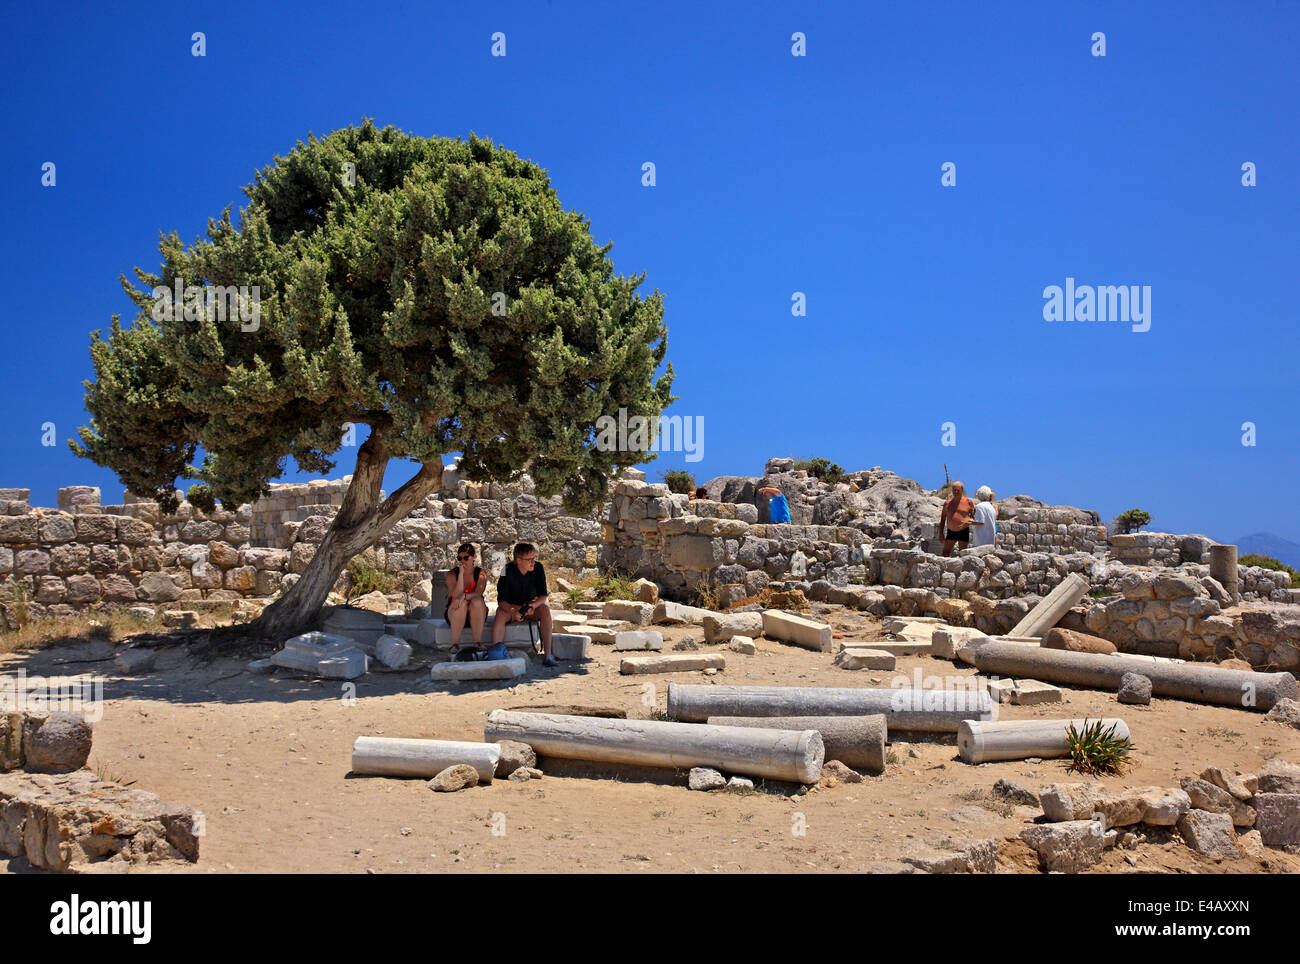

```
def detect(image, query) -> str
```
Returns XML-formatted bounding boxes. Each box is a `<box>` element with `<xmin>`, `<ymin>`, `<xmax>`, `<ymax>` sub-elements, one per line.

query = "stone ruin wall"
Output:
<box><xmin>2</xmin><ymin>471</ymin><xmax>1298</xmax><ymax>673</ymax></box>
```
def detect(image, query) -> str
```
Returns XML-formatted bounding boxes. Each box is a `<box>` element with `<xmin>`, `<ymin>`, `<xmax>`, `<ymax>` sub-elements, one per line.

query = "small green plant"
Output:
<box><xmin>592</xmin><ymin>571</ymin><xmax>636</xmax><ymax>601</ymax></box>
<box><xmin>661</xmin><ymin>469</ymin><xmax>696</xmax><ymax>495</ymax></box>
<box><xmin>1065</xmin><ymin>719</ymin><xmax>1134</xmax><ymax>775</ymax></box>
<box><xmin>0</xmin><ymin>577</ymin><xmax>31</xmax><ymax>628</ymax></box>
<box><xmin>564</xmin><ymin>586</ymin><xmax>585</xmax><ymax>609</ymax></box>
<box><xmin>1112</xmin><ymin>508</ymin><xmax>1152</xmax><ymax>534</ymax></box>
<box><xmin>885</xmin><ymin>749</ymin><xmax>899</xmax><ymax>766</ymax></box>
<box><xmin>1240</xmin><ymin>554</ymin><xmax>1300</xmax><ymax>588</ymax></box>
<box><xmin>791</xmin><ymin>457</ymin><xmax>845</xmax><ymax>486</ymax></box>
<box><xmin>690</xmin><ymin>580</ymin><xmax>719</xmax><ymax>610</ymax></box>
<box><xmin>346</xmin><ymin>556</ymin><xmax>394</xmax><ymax>598</ymax></box>
<box><xmin>185</xmin><ymin>483</ymin><xmax>216</xmax><ymax>513</ymax></box>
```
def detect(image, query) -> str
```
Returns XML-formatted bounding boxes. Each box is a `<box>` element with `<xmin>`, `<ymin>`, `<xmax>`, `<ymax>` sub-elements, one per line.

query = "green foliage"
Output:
<box><xmin>0</xmin><ymin>578</ymin><xmax>31</xmax><ymax>628</ymax></box>
<box><xmin>661</xmin><ymin>469</ymin><xmax>696</xmax><ymax>495</ymax></box>
<box><xmin>792</xmin><ymin>457</ymin><xmax>844</xmax><ymax>486</ymax></box>
<box><xmin>1065</xmin><ymin>719</ymin><xmax>1134</xmax><ymax>775</ymax></box>
<box><xmin>1240</xmin><ymin>554</ymin><xmax>1300</xmax><ymax>588</ymax></box>
<box><xmin>592</xmin><ymin>571</ymin><xmax>636</xmax><ymax>601</ymax></box>
<box><xmin>71</xmin><ymin>120</ymin><xmax>674</xmax><ymax>515</ymax></box>
<box><xmin>1113</xmin><ymin>508</ymin><xmax>1152</xmax><ymax>534</ymax></box>
<box><xmin>564</xmin><ymin>586</ymin><xmax>585</xmax><ymax>609</ymax></box>
<box><xmin>346</xmin><ymin>556</ymin><xmax>394</xmax><ymax>598</ymax></box>
<box><xmin>186</xmin><ymin>483</ymin><xmax>216</xmax><ymax>513</ymax></box>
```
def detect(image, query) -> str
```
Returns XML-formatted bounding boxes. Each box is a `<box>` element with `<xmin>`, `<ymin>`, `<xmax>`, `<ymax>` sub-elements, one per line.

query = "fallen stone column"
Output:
<box><xmin>706</xmin><ymin>714</ymin><xmax>886</xmax><ymax>773</ymax></box>
<box><xmin>351</xmin><ymin>737</ymin><xmax>500</xmax><ymax>783</ymax></box>
<box><xmin>972</xmin><ymin>642</ymin><xmax>1298</xmax><ymax>711</ymax></box>
<box><xmin>1209</xmin><ymin>544</ymin><xmax>1240</xmax><ymax>603</ymax></box>
<box><xmin>1007</xmin><ymin>572</ymin><xmax>1089</xmax><ymax>639</ymax></box>
<box><xmin>667</xmin><ymin>683</ymin><xmax>992</xmax><ymax>732</ymax></box>
<box><xmin>483</xmin><ymin>710</ymin><xmax>824</xmax><ymax>784</ymax></box>
<box><xmin>430</xmin><ymin>657</ymin><xmax>528</xmax><ymax>681</ymax></box>
<box><xmin>958</xmin><ymin>718</ymin><xmax>1131</xmax><ymax>764</ymax></box>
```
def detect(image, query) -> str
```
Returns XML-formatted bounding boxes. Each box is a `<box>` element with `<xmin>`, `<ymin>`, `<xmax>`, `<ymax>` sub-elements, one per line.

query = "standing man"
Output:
<box><xmin>940</xmin><ymin>481</ymin><xmax>975</xmax><ymax>557</ymax></box>
<box><xmin>970</xmin><ymin>486</ymin><xmax>998</xmax><ymax>548</ymax></box>
<box><xmin>493</xmin><ymin>543</ymin><xmax>556</xmax><ymax>666</ymax></box>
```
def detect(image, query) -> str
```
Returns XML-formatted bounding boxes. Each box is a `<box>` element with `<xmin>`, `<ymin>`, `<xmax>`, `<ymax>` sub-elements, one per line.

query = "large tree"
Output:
<box><xmin>72</xmin><ymin>121</ymin><xmax>672</xmax><ymax>636</ymax></box>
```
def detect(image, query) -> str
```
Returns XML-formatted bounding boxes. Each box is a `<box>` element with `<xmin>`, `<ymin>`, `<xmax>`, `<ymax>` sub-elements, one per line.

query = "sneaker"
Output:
<box><xmin>542</xmin><ymin>654</ymin><xmax>558</xmax><ymax>667</ymax></box>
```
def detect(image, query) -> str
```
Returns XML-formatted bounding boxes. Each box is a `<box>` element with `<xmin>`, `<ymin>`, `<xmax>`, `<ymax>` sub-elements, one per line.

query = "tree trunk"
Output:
<box><xmin>251</xmin><ymin>435</ymin><xmax>444</xmax><ymax>639</ymax></box>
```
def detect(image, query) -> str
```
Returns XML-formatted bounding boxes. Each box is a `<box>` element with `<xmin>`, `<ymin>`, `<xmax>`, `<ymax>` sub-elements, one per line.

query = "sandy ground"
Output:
<box><xmin>3</xmin><ymin>608</ymin><xmax>1299</xmax><ymax>874</ymax></box>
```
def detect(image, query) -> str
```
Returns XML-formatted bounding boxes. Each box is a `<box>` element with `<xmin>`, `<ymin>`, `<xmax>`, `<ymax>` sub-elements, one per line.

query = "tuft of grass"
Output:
<box><xmin>885</xmin><ymin>749</ymin><xmax>899</xmax><ymax>766</ymax></box>
<box><xmin>1</xmin><ymin>604</ymin><xmax>164</xmax><ymax>655</ymax></box>
<box><xmin>690</xmin><ymin>581</ymin><xmax>719</xmax><ymax>611</ymax></box>
<box><xmin>346</xmin><ymin>556</ymin><xmax>394</xmax><ymax>598</ymax></box>
<box><xmin>1065</xmin><ymin>719</ymin><xmax>1134</xmax><ymax>775</ymax></box>
<box><xmin>564</xmin><ymin>586</ymin><xmax>585</xmax><ymax>610</ymax></box>
<box><xmin>590</xmin><ymin>571</ymin><xmax>636</xmax><ymax>602</ymax></box>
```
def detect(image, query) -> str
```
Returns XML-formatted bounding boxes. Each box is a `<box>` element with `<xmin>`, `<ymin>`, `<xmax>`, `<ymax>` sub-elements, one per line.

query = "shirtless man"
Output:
<box><xmin>940</xmin><ymin>481</ymin><xmax>975</xmax><ymax>557</ymax></box>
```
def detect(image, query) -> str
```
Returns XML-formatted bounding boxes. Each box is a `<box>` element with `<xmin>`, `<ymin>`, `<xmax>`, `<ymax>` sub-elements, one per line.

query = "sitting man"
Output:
<box><xmin>492</xmin><ymin>542</ymin><xmax>556</xmax><ymax>666</ymax></box>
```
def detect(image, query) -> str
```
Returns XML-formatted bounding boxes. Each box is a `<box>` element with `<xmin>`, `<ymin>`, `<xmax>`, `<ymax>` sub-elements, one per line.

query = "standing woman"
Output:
<box><xmin>445</xmin><ymin>543</ymin><xmax>488</xmax><ymax>655</ymax></box>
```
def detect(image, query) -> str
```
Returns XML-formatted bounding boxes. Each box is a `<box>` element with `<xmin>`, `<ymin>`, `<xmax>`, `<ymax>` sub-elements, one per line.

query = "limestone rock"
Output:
<box><xmin>727</xmin><ymin>776</ymin><xmax>754</xmax><ymax>790</ymax></box>
<box><xmin>1254</xmin><ymin>793</ymin><xmax>1300</xmax><ymax>849</ymax></box>
<box><xmin>833</xmin><ymin>648</ymin><xmax>895</xmax><ymax>671</ymax></box>
<box><xmin>688</xmin><ymin>767</ymin><xmax>726</xmax><ymax>791</ymax></box>
<box><xmin>1264</xmin><ymin>698</ymin><xmax>1300</xmax><ymax>731</ymax></box>
<box><xmin>1021</xmin><ymin>820</ymin><xmax>1106</xmax><ymax>873</ymax></box>
<box><xmin>702</xmin><ymin>611</ymin><xmax>763</xmax><ymax>643</ymax></box>
<box><xmin>992</xmin><ymin>778</ymin><xmax>1039</xmax><ymax>807</ymax></box>
<box><xmin>21</xmin><ymin>712</ymin><xmax>94</xmax><ymax>773</ymax></box>
<box><xmin>1258</xmin><ymin>757</ymin><xmax>1300</xmax><ymax>794</ymax></box>
<box><xmin>1138</xmin><ymin>787</ymin><xmax>1192</xmax><ymax>826</ymax></box>
<box><xmin>1199</xmin><ymin>766</ymin><xmax>1254</xmax><ymax>801</ymax></box>
<box><xmin>428</xmin><ymin>764</ymin><xmax>481</xmax><ymax>792</ymax></box>
<box><xmin>1177</xmin><ymin>809</ymin><xmax>1240</xmax><ymax>859</ymax></box>
<box><xmin>728</xmin><ymin>635</ymin><xmax>756</xmax><ymax>655</ymax></box>
<box><xmin>900</xmin><ymin>837</ymin><xmax>997</xmax><ymax>874</ymax></box>
<box><xmin>495</xmin><ymin>740</ymin><xmax>537</xmax><ymax>778</ymax></box>
<box><xmin>671</xmin><ymin>637</ymin><xmax>699</xmax><ymax>652</ymax></box>
<box><xmin>1179</xmin><ymin>777</ymin><xmax>1233</xmax><ymax>814</ymax></box>
<box><xmin>631</xmin><ymin>578</ymin><xmax>659</xmax><ymax>604</ymax></box>
<box><xmin>374</xmin><ymin>634</ymin><xmax>412</xmax><ymax>670</ymax></box>
<box><xmin>819</xmin><ymin>760</ymin><xmax>862</xmax><ymax>785</ymax></box>
<box><xmin>1117</xmin><ymin>673</ymin><xmax>1152</xmax><ymax>705</ymax></box>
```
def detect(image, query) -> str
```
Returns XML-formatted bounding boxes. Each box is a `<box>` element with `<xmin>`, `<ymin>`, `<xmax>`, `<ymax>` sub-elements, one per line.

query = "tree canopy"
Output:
<box><xmin>72</xmin><ymin>120</ymin><xmax>673</xmax><ymax>516</ymax></box>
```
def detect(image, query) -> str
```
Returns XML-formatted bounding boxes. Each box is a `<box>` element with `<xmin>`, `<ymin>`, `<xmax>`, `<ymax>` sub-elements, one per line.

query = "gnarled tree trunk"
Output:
<box><xmin>251</xmin><ymin>435</ymin><xmax>444</xmax><ymax>638</ymax></box>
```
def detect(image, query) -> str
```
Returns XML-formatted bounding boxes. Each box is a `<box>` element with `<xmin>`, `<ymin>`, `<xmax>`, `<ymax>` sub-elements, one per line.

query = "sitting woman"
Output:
<box><xmin>444</xmin><ymin>543</ymin><xmax>488</xmax><ymax>655</ymax></box>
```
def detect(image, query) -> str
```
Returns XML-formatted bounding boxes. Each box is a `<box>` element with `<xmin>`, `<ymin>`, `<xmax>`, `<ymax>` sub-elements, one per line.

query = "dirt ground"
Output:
<box><xmin>4</xmin><ymin>608</ymin><xmax>1299</xmax><ymax>874</ymax></box>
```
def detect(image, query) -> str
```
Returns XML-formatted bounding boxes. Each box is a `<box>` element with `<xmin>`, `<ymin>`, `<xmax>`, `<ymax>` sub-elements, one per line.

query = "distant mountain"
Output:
<box><xmin>1236</xmin><ymin>532</ymin><xmax>1300</xmax><ymax>569</ymax></box>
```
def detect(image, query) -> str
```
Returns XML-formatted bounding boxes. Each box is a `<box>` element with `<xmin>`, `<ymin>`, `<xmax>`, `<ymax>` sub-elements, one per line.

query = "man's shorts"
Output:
<box><xmin>945</xmin><ymin>527</ymin><xmax>971</xmax><ymax>543</ymax></box>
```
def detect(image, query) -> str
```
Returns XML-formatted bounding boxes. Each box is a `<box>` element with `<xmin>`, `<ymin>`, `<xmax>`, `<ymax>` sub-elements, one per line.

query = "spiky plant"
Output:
<box><xmin>1065</xmin><ymin>719</ymin><xmax>1134</xmax><ymax>775</ymax></box>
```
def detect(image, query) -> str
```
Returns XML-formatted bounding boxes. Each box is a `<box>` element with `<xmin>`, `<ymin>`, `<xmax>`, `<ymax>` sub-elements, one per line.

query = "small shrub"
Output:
<box><xmin>564</xmin><ymin>586</ymin><xmax>585</xmax><ymax>609</ymax></box>
<box><xmin>592</xmin><ymin>571</ymin><xmax>636</xmax><ymax>601</ymax></box>
<box><xmin>186</xmin><ymin>483</ymin><xmax>216</xmax><ymax>513</ymax></box>
<box><xmin>1065</xmin><ymin>719</ymin><xmax>1134</xmax><ymax>775</ymax></box>
<box><xmin>791</xmin><ymin>457</ymin><xmax>845</xmax><ymax>486</ymax></box>
<box><xmin>347</xmin><ymin>556</ymin><xmax>394</xmax><ymax>598</ymax></box>
<box><xmin>690</xmin><ymin>580</ymin><xmax>720</xmax><ymax>610</ymax></box>
<box><xmin>661</xmin><ymin>469</ymin><xmax>696</xmax><ymax>495</ymax></box>
<box><xmin>1112</xmin><ymin>508</ymin><xmax>1152</xmax><ymax>534</ymax></box>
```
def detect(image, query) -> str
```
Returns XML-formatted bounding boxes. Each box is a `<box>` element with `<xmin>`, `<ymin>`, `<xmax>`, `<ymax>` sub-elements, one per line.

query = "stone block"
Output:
<box><xmin>620</xmin><ymin>653</ymin><xmax>725</xmax><ymax>675</ymax></box>
<box><xmin>702</xmin><ymin>611</ymin><xmax>763</xmax><ymax>643</ymax></box>
<box><xmin>761</xmin><ymin>610</ymin><xmax>832</xmax><ymax>652</ymax></box>
<box><xmin>1254</xmin><ymin>793</ymin><xmax>1300</xmax><ymax>849</ymax></box>
<box><xmin>550</xmin><ymin>633</ymin><xmax>591</xmax><ymax>661</ymax></box>
<box><xmin>602</xmin><ymin>600</ymin><xmax>654</xmax><ymax>625</ymax></box>
<box><xmin>613</xmin><ymin>630</ymin><xmax>665</xmax><ymax>651</ymax></box>
<box><xmin>833</xmin><ymin>648</ymin><xmax>895</xmax><ymax>671</ymax></box>
<box><xmin>1009</xmin><ymin>680</ymin><xmax>1063</xmax><ymax>705</ymax></box>
<box><xmin>430</xmin><ymin>657</ymin><xmax>527</xmax><ymax>681</ymax></box>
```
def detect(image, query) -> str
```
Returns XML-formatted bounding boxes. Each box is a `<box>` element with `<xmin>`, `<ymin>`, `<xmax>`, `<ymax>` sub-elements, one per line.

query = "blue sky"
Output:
<box><xmin>1</xmin><ymin>1</ymin><xmax>1296</xmax><ymax>544</ymax></box>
